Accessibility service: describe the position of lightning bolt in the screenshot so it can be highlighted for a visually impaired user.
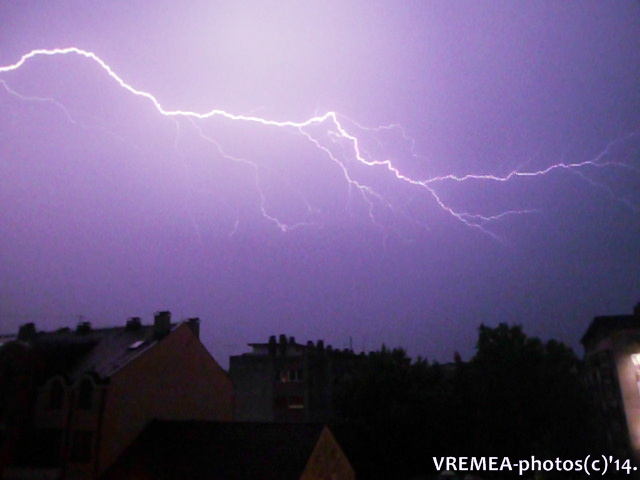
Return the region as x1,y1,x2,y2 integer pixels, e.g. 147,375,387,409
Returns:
1,47,638,239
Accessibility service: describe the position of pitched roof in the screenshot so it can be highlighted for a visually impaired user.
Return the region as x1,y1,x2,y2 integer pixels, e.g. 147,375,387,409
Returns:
103,420,326,480
581,314,640,348
0,322,178,384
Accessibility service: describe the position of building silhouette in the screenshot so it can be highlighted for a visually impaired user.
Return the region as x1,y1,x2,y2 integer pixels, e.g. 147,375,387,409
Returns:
582,303,640,461
229,334,359,423
0,312,233,480
103,420,355,480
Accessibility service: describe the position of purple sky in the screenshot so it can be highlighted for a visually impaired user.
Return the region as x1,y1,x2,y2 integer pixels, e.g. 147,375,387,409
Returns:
1,1,639,367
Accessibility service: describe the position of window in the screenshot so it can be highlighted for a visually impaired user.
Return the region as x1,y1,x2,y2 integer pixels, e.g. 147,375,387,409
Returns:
275,395,304,409
49,379,64,409
128,340,145,350
78,378,93,410
279,369,304,382
70,430,93,463
288,395,304,409
274,396,287,409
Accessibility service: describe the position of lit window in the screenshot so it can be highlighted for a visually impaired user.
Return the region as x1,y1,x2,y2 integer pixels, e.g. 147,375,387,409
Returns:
128,340,145,350
288,395,304,409
279,369,304,382
78,379,93,410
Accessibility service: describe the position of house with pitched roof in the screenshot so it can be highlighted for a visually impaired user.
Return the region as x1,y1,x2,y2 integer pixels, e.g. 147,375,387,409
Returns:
102,420,355,480
581,303,640,462
0,312,233,480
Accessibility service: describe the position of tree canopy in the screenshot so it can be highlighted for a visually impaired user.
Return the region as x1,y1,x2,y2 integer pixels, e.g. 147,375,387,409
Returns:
332,324,595,480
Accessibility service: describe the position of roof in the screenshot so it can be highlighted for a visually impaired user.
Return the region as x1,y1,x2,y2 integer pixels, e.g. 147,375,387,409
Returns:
103,420,327,480
241,334,356,358
581,314,640,348
0,322,178,384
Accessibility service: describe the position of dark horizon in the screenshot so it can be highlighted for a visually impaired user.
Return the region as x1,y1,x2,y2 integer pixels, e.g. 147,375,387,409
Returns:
4,301,640,371
1,1,639,369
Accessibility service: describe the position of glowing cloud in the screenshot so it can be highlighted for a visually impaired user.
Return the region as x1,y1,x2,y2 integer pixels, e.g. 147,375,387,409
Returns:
1,47,637,239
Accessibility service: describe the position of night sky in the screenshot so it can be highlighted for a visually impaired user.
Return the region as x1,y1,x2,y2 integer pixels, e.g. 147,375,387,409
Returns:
1,1,639,367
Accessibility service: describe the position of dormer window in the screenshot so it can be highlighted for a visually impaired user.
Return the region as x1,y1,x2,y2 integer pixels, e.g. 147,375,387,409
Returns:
78,378,93,410
128,340,145,350
49,379,64,409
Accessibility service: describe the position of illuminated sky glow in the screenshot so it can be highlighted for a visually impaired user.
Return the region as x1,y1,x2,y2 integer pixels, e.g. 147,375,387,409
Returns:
1,1,639,364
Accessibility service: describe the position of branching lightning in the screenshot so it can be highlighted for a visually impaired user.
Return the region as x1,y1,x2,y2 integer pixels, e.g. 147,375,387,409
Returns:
1,47,638,239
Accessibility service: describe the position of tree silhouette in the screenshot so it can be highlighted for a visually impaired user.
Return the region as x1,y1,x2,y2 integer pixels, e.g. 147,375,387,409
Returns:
470,324,594,459
332,325,596,480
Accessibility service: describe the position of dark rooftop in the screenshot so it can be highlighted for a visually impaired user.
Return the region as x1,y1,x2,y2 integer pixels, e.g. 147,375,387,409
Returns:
581,303,640,349
0,314,179,384
102,420,328,480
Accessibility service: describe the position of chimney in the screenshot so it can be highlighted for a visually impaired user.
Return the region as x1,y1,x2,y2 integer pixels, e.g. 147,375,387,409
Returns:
18,323,36,341
289,336,296,345
635,302,640,319
154,311,171,339
317,340,325,353
126,317,142,331
76,321,92,335
278,334,287,356
268,335,277,356
187,317,200,338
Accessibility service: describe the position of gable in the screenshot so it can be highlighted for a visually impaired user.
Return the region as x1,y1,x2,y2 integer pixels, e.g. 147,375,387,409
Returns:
300,426,356,480
103,420,330,480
